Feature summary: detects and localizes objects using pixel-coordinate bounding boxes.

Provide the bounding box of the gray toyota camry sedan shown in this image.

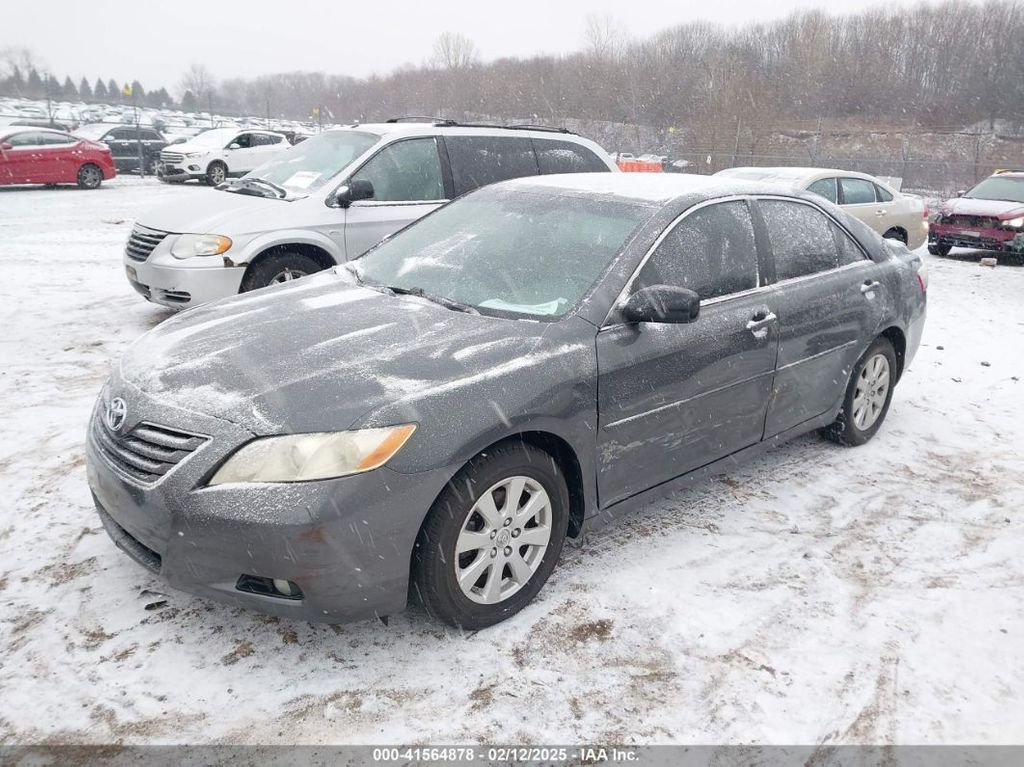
[87,174,927,629]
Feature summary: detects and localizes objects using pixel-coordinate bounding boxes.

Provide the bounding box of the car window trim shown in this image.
[601,195,762,328]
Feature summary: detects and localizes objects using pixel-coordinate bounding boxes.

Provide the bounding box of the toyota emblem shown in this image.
[105,397,128,432]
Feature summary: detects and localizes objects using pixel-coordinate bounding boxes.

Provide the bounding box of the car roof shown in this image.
[495,172,801,205]
[327,122,594,142]
[1,126,71,136]
[716,166,883,185]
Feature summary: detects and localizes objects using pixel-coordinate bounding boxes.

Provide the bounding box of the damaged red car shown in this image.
[929,170,1024,255]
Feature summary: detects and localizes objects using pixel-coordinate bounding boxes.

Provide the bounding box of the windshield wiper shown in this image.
[341,262,363,284]
[383,285,479,314]
[225,177,288,199]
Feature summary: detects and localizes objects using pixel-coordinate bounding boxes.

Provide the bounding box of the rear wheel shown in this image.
[413,442,569,629]
[820,337,897,447]
[928,242,952,256]
[239,252,325,292]
[883,228,907,245]
[205,161,227,186]
[77,163,103,189]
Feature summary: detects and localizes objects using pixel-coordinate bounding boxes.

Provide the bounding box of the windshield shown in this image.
[244,130,379,193]
[353,187,652,319]
[965,176,1024,203]
[185,128,238,149]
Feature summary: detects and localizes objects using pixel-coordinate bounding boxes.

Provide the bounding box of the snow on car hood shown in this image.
[941,197,1024,218]
[118,270,587,435]
[136,188,289,236]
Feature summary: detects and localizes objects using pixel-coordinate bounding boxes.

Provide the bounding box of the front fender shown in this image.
[231,229,343,267]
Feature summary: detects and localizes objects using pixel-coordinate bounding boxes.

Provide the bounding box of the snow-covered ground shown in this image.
[1,178,1022,745]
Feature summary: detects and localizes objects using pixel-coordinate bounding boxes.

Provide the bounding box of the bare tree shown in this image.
[180,62,216,102]
[431,32,478,70]
[583,14,627,61]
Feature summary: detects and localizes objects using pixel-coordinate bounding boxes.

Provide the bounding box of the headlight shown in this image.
[208,425,417,485]
[185,152,203,159]
[1004,217,1024,228]
[170,233,232,258]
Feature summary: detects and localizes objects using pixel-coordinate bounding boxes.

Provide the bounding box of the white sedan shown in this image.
[715,166,928,249]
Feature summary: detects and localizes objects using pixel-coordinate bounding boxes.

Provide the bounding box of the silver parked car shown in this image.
[715,166,929,249]
[125,121,617,308]
[90,174,927,629]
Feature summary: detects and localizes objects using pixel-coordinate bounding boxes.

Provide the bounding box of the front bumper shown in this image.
[124,242,246,309]
[157,161,204,182]
[86,380,453,623]
[929,222,1024,252]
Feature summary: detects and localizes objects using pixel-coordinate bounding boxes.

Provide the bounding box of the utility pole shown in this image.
[731,117,741,167]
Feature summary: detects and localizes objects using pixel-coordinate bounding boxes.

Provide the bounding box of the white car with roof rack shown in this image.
[156,127,291,186]
[125,118,618,308]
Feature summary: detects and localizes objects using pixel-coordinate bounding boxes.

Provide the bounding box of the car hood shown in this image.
[118,270,586,435]
[137,188,288,235]
[941,197,1024,218]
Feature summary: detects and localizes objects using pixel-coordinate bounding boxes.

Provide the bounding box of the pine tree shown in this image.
[94,78,108,100]
[9,66,25,96]
[180,89,198,112]
[79,77,93,101]
[62,76,78,99]
[26,68,43,99]
[130,80,145,102]
[107,79,119,100]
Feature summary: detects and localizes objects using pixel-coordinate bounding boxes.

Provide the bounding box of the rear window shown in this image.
[446,136,539,196]
[533,139,608,174]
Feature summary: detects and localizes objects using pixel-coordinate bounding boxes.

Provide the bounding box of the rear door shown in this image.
[343,137,448,258]
[595,199,778,505]
[838,176,888,236]
[37,131,79,181]
[755,197,887,437]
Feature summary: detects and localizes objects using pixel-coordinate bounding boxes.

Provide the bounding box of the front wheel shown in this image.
[239,252,325,292]
[928,242,952,256]
[413,442,570,629]
[205,161,227,186]
[820,337,897,446]
[883,228,907,245]
[77,163,103,189]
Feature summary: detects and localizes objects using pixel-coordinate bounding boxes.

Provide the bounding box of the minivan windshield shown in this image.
[244,131,380,194]
[353,187,652,319]
[964,175,1024,203]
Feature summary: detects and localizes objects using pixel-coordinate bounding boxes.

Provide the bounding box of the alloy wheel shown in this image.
[852,353,890,430]
[455,476,553,605]
[270,268,307,283]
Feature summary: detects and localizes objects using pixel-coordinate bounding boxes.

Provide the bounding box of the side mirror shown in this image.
[228,142,241,150]
[622,285,700,324]
[0,142,11,151]
[956,189,966,197]
[334,179,375,208]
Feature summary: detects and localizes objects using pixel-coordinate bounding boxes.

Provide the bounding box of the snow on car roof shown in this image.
[498,172,779,204]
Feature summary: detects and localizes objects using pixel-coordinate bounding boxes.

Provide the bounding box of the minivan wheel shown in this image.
[239,252,325,292]
[820,337,897,447]
[77,163,103,189]
[413,442,570,630]
[882,228,907,245]
[205,161,227,186]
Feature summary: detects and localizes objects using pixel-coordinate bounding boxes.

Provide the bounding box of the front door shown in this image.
[344,137,448,258]
[596,200,778,506]
[755,197,888,437]
[838,176,887,235]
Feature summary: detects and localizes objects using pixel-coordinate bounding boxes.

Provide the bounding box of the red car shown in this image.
[0,127,116,189]
[929,170,1024,255]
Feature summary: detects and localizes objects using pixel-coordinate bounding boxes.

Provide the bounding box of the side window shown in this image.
[832,223,868,266]
[874,183,894,202]
[759,200,839,280]
[41,132,75,145]
[534,139,609,174]
[110,129,132,141]
[351,138,445,202]
[232,133,253,149]
[254,133,282,146]
[8,132,44,147]
[446,136,539,195]
[635,201,759,300]
[142,130,163,142]
[806,177,838,204]
[840,177,876,205]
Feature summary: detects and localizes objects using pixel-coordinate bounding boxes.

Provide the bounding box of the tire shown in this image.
[77,163,103,189]
[146,156,160,176]
[239,252,325,292]
[205,161,227,186]
[928,242,952,256]
[883,228,907,245]
[820,337,897,447]
[412,442,570,630]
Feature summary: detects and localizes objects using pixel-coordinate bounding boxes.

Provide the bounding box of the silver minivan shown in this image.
[123,121,618,308]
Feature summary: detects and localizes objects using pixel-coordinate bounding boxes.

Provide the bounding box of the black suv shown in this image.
[74,124,168,174]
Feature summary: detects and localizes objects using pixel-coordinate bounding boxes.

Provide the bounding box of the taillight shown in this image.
[922,202,929,219]
[917,263,928,293]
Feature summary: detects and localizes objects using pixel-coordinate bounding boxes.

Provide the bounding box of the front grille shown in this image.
[160,151,184,163]
[125,225,169,263]
[91,416,208,485]
[943,214,1000,229]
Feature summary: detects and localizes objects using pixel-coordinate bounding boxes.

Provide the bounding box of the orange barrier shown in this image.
[617,160,664,173]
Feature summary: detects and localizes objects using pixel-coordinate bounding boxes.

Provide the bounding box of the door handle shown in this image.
[746,311,777,338]
[875,209,887,216]
[861,280,881,294]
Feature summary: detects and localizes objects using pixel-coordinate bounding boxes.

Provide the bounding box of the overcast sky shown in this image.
[4,0,960,91]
